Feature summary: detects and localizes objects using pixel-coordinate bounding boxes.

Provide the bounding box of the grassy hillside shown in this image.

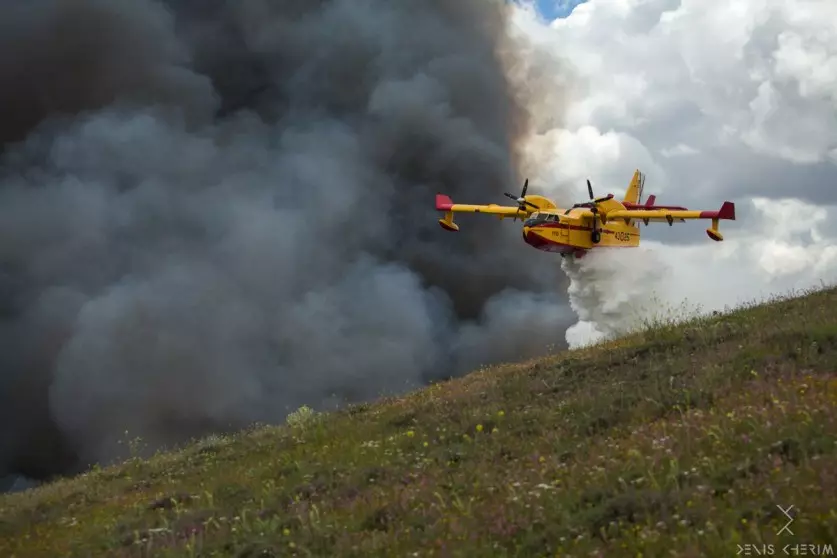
[2,287,836,557]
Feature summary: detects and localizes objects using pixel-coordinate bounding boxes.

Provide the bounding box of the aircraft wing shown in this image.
[606,201,735,223]
[435,194,529,218]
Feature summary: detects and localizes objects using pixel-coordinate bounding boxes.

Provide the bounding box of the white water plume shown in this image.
[560,246,704,348]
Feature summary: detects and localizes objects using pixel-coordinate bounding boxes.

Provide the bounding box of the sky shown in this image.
[536,0,588,20]
[510,0,837,345]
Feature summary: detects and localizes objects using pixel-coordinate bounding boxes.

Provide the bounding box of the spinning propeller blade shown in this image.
[504,179,537,221]
[586,178,612,205]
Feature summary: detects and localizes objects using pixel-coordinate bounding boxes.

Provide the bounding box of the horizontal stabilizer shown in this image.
[622,195,687,212]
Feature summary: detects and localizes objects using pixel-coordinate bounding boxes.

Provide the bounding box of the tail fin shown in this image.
[622,169,644,205]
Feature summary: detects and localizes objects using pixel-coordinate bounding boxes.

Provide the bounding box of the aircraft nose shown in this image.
[522,226,531,241]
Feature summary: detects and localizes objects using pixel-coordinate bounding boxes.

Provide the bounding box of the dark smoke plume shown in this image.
[0,0,573,486]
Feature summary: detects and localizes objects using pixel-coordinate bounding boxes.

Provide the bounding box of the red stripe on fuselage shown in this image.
[523,230,577,253]
[523,225,638,253]
[535,222,586,230]
[533,222,638,236]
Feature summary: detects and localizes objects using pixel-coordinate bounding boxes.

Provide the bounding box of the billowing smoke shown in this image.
[0,0,575,486]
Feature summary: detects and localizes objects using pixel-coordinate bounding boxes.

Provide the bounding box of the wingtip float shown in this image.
[434,169,736,259]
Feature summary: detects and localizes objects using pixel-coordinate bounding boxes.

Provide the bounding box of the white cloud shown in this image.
[660,143,699,158]
[522,125,667,202]
[510,0,837,347]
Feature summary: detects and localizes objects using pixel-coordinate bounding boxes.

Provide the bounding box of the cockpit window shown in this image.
[525,212,559,224]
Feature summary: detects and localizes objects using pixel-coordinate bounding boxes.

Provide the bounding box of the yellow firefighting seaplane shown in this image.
[435,170,735,259]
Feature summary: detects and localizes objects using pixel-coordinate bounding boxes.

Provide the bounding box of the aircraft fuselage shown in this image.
[521,208,640,256]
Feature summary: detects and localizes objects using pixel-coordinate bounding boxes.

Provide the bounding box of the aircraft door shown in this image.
[555,215,569,244]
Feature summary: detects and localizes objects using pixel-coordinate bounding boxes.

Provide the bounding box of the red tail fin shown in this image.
[699,201,736,220]
[435,194,454,211]
[718,201,735,220]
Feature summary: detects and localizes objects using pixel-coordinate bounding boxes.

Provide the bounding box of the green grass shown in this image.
[2,287,837,557]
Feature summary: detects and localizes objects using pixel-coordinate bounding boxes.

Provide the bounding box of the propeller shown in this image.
[586,178,612,204]
[584,178,609,242]
[585,180,600,221]
[572,179,610,209]
[504,178,538,221]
